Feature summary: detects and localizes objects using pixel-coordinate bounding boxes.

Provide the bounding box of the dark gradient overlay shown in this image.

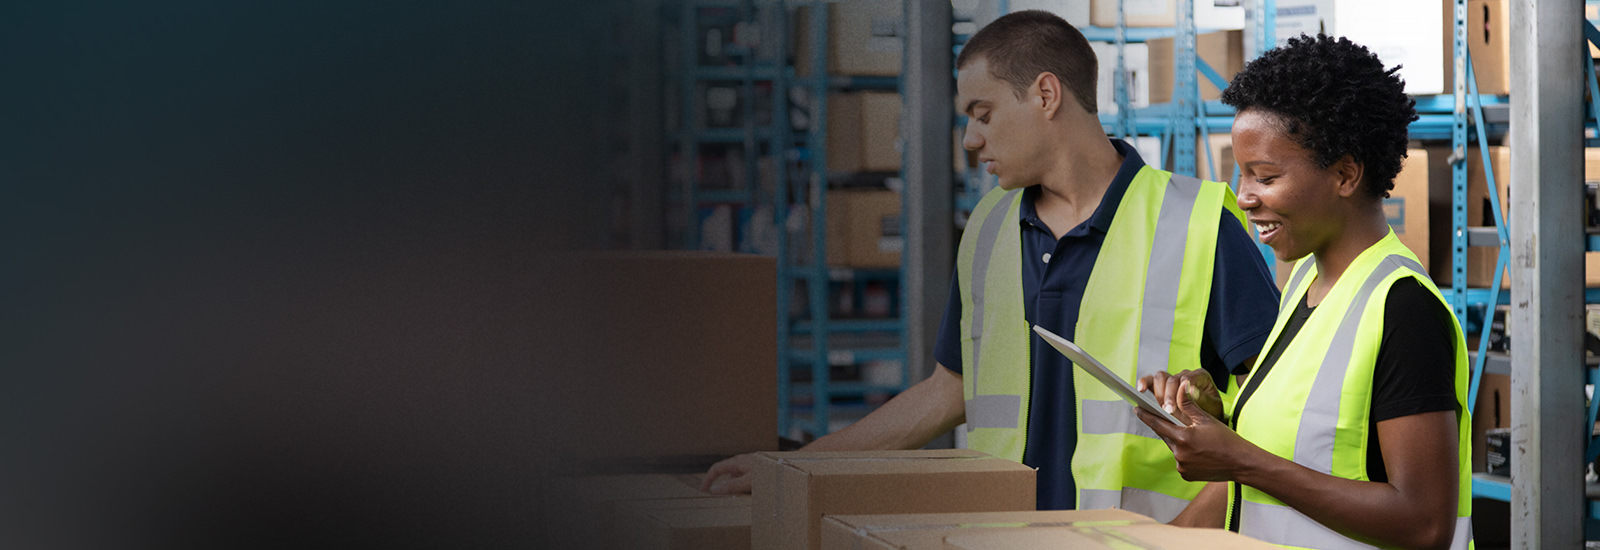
[0,1,639,547]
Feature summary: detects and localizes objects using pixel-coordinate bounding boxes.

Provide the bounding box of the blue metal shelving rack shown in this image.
[1461,5,1600,535]
[778,0,909,440]
[669,1,786,251]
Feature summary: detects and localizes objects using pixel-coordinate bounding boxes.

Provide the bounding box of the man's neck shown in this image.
[1032,138,1123,237]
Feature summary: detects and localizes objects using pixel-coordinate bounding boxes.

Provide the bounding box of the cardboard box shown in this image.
[750,449,1037,550]
[551,473,718,549]
[941,523,1281,549]
[617,495,753,550]
[1090,0,1245,29]
[1168,134,1234,183]
[1441,0,1510,96]
[1387,147,1431,275]
[795,0,901,77]
[1148,31,1245,104]
[825,189,902,268]
[1458,147,1600,287]
[820,509,1153,550]
[571,253,777,461]
[826,93,901,174]
[1485,427,1511,477]
[861,93,902,172]
[1090,41,1149,116]
[1472,372,1511,472]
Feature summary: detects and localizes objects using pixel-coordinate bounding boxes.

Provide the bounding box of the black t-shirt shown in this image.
[1240,277,1458,482]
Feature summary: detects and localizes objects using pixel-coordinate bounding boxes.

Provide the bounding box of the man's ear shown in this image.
[1034,71,1063,120]
[1333,155,1365,198]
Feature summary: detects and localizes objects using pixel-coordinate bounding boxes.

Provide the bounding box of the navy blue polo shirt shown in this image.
[934,139,1279,510]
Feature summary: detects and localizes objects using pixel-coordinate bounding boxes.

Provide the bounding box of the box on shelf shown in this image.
[1441,0,1510,96]
[1472,372,1511,472]
[1148,30,1244,104]
[1167,134,1234,183]
[1451,147,1600,287]
[826,93,901,174]
[1089,0,1245,29]
[1387,147,1431,275]
[750,449,1036,550]
[825,189,903,269]
[861,93,902,172]
[941,523,1281,549]
[1485,427,1512,477]
[794,0,901,77]
[820,509,1153,550]
[616,495,752,550]
[1090,41,1149,116]
[570,253,777,461]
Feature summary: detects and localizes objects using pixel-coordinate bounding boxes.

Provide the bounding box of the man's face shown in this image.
[957,58,1049,190]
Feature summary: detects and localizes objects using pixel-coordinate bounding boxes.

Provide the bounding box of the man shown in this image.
[703,10,1278,520]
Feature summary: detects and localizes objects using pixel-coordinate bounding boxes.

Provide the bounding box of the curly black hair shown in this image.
[1221,34,1418,198]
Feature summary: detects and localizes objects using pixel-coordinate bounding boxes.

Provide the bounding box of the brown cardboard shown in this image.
[860,93,902,172]
[750,449,1037,550]
[554,473,719,549]
[1472,372,1511,472]
[1172,134,1235,183]
[820,509,1153,550]
[1442,0,1509,96]
[827,92,901,174]
[1090,0,1176,27]
[1148,31,1245,104]
[569,252,777,461]
[942,523,1281,549]
[825,189,902,269]
[826,94,864,174]
[1387,147,1430,275]
[617,495,753,550]
[795,1,901,77]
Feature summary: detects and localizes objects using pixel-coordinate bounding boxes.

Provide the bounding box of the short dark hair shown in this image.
[1220,34,1418,199]
[956,10,1098,114]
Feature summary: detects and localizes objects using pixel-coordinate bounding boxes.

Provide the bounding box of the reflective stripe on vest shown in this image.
[1232,233,1473,549]
[959,187,1029,462]
[954,167,1245,522]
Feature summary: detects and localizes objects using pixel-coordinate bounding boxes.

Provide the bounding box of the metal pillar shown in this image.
[1508,0,1585,546]
[903,0,953,388]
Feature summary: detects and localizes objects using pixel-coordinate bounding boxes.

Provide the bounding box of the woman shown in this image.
[1133,34,1471,550]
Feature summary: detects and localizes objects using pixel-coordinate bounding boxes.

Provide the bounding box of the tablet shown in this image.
[1031,325,1184,427]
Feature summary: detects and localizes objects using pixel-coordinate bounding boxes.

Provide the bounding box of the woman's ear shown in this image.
[1333,155,1366,198]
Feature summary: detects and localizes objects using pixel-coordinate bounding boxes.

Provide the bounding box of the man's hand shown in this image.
[1134,379,1258,482]
[1136,368,1223,422]
[700,453,758,494]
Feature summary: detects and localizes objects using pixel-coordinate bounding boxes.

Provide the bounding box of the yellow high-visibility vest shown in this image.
[1227,231,1473,549]
[957,167,1245,521]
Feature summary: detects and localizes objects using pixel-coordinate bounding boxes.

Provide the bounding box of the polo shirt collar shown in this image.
[1018,138,1147,235]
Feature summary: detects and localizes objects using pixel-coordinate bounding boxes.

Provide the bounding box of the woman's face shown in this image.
[1232,110,1349,263]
